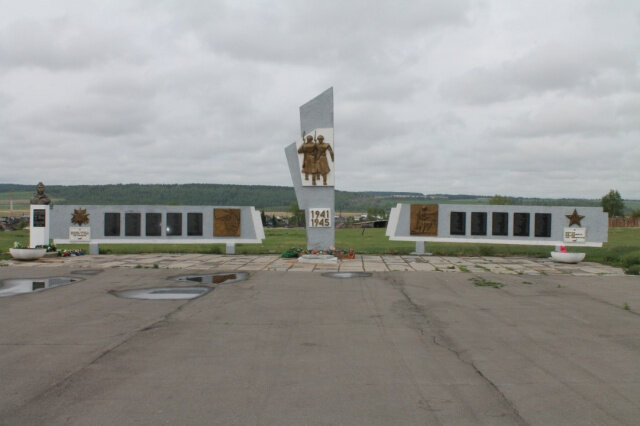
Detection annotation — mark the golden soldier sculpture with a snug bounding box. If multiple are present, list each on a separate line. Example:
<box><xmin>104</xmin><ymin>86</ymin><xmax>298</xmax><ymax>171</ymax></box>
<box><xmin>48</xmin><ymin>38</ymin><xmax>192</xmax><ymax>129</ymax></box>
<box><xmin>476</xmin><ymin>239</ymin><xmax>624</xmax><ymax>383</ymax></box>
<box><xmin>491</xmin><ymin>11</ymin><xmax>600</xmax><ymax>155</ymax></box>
<box><xmin>314</xmin><ymin>135</ymin><xmax>334</xmax><ymax>186</ymax></box>
<box><xmin>297</xmin><ymin>134</ymin><xmax>318</xmax><ymax>185</ymax></box>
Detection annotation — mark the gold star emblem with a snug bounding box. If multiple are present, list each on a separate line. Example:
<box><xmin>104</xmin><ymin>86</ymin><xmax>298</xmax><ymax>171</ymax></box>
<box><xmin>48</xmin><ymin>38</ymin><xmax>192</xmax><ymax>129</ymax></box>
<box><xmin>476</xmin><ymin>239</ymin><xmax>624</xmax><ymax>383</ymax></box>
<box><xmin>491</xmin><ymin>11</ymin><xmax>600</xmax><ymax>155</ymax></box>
<box><xmin>565</xmin><ymin>209</ymin><xmax>584</xmax><ymax>227</ymax></box>
<box><xmin>71</xmin><ymin>208</ymin><xmax>90</xmax><ymax>226</ymax></box>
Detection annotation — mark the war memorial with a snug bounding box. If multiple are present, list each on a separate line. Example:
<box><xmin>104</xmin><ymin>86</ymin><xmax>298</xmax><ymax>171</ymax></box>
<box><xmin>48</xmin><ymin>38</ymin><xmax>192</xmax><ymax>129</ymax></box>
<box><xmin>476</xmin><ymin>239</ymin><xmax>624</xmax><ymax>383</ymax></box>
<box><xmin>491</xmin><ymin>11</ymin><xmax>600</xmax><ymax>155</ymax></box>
<box><xmin>0</xmin><ymin>90</ymin><xmax>638</xmax><ymax>425</ymax></box>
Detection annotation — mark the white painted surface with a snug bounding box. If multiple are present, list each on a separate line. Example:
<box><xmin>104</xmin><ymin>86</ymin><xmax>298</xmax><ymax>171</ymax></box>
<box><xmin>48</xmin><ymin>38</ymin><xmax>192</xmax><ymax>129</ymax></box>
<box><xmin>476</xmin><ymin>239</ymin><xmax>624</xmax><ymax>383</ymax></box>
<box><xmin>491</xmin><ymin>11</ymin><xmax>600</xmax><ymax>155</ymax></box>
<box><xmin>69</xmin><ymin>226</ymin><xmax>91</xmax><ymax>242</ymax></box>
<box><xmin>9</xmin><ymin>248</ymin><xmax>47</xmax><ymax>260</ymax></box>
<box><xmin>386</xmin><ymin>203</ymin><xmax>401</xmax><ymax>238</ymax></box>
<box><xmin>550</xmin><ymin>252</ymin><xmax>586</xmax><ymax>263</ymax></box>
<box><xmin>252</xmin><ymin>208</ymin><xmax>265</xmax><ymax>240</ymax></box>
<box><xmin>298</xmin><ymin>254</ymin><xmax>338</xmax><ymax>264</ymax></box>
<box><xmin>54</xmin><ymin>238</ymin><xmax>263</xmax><ymax>244</ymax></box>
<box><xmin>29</xmin><ymin>205</ymin><xmax>50</xmax><ymax>248</ymax></box>
<box><xmin>387</xmin><ymin>204</ymin><xmax>605</xmax><ymax>247</ymax></box>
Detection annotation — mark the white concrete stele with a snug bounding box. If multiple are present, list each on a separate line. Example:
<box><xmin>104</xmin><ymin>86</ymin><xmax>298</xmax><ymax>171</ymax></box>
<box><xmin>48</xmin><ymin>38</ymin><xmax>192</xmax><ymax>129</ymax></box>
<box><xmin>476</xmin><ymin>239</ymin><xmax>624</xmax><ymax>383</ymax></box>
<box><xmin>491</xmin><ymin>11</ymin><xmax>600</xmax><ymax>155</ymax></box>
<box><xmin>29</xmin><ymin>205</ymin><xmax>50</xmax><ymax>248</ymax></box>
<box><xmin>387</xmin><ymin>203</ymin><xmax>607</xmax><ymax>247</ymax></box>
<box><xmin>52</xmin><ymin>206</ymin><xmax>265</xmax><ymax>255</ymax></box>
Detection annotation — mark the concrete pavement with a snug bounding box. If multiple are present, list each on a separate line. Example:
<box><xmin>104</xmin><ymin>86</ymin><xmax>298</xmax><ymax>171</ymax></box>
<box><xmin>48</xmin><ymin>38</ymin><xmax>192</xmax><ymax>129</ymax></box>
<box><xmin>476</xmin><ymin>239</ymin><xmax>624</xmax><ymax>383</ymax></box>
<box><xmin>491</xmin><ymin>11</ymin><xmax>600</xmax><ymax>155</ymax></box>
<box><xmin>0</xmin><ymin>265</ymin><xmax>638</xmax><ymax>425</ymax></box>
<box><xmin>1</xmin><ymin>253</ymin><xmax>626</xmax><ymax>276</ymax></box>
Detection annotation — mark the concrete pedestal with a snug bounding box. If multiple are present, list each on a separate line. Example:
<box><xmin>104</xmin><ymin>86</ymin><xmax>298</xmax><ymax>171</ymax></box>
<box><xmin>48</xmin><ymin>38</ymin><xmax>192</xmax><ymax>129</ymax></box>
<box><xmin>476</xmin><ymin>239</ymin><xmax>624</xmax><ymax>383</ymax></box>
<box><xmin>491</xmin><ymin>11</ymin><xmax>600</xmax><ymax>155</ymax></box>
<box><xmin>29</xmin><ymin>205</ymin><xmax>50</xmax><ymax>248</ymax></box>
<box><xmin>410</xmin><ymin>241</ymin><xmax>432</xmax><ymax>256</ymax></box>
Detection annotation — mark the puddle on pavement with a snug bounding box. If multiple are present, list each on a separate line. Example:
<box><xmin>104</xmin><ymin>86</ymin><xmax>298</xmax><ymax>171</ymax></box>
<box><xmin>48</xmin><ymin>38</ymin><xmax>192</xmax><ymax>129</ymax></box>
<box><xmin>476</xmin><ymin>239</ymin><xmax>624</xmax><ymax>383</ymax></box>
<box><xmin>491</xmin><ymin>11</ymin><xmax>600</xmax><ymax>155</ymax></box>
<box><xmin>0</xmin><ymin>277</ymin><xmax>83</xmax><ymax>297</ymax></box>
<box><xmin>322</xmin><ymin>272</ymin><xmax>372</xmax><ymax>279</ymax></box>
<box><xmin>111</xmin><ymin>286</ymin><xmax>212</xmax><ymax>300</ymax></box>
<box><xmin>172</xmin><ymin>272</ymin><xmax>248</xmax><ymax>285</ymax></box>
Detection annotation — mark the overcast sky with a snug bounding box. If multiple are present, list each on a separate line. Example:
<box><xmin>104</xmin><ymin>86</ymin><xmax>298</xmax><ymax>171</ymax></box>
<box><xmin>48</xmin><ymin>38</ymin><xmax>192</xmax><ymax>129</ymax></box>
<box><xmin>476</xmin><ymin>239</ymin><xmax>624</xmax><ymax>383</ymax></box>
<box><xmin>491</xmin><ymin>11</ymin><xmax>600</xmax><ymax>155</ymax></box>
<box><xmin>1</xmin><ymin>0</ymin><xmax>638</xmax><ymax>199</ymax></box>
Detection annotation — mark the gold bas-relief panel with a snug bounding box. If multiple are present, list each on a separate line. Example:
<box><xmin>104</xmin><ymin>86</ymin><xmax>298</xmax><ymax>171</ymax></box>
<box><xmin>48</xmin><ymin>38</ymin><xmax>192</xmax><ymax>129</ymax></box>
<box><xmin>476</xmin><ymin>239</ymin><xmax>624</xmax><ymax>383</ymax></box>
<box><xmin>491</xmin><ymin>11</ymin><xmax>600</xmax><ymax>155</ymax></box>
<box><xmin>71</xmin><ymin>208</ymin><xmax>90</xmax><ymax>226</ymax></box>
<box><xmin>410</xmin><ymin>204</ymin><xmax>438</xmax><ymax>236</ymax></box>
<box><xmin>213</xmin><ymin>208</ymin><xmax>241</xmax><ymax>237</ymax></box>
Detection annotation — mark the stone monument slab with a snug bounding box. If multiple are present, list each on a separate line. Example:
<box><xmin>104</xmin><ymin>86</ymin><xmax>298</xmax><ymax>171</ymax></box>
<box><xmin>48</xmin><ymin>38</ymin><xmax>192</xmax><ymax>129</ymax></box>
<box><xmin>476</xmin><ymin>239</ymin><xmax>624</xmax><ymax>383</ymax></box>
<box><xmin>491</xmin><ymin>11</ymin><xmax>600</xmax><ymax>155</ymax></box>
<box><xmin>285</xmin><ymin>88</ymin><xmax>335</xmax><ymax>251</ymax></box>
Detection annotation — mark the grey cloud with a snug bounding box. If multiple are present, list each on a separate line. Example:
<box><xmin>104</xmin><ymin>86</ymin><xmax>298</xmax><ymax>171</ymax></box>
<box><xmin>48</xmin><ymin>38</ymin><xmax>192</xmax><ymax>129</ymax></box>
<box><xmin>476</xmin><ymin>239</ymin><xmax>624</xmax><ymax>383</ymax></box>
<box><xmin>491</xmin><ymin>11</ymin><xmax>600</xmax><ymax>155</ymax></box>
<box><xmin>1</xmin><ymin>0</ymin><xmax>638</xmax><ymax>198</ymax></box>
<box><xmin>492</xmin><ymin>96</ymin><xmax>640</xmax><ymax>138</ymax></box>
<box><xmin>342</xmin><ymin>76</ymin><xmax>427</xmax><ymax>104</ymax></box>
<box><xmin>0</xmin><ymin>18</ymin><xmax>142</xmax><ymax>71</ymax></box>
<box><xmin>27</xmin><ymin>98</ymin><xmax>154</xmax><ymax>137</ymax></box>
<box><xmin>88</xmin><ymin>74</ymin><xmax>158</xmax><ymax>99</ymax></box>
<box><xmin>160</xmin><ymin>0</ymin><xmax>472</xmax><ymax>68</ymax></box>
<box><xmin>441</xmin><ymin>43</ymin><xmax>639</xmax><ymax>104</ymax></box>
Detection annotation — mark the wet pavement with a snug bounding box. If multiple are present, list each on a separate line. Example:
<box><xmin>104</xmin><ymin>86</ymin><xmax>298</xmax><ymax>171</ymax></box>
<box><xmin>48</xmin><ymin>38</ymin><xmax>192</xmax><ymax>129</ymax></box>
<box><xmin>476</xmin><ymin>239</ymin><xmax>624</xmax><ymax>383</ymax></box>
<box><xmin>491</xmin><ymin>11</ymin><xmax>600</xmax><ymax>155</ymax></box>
<box><xmin>0</xmin><ymin>268</ymin><xmax>638</xmax><ymax>425</ymax></box>
<box><xmin>1</xmin><ymin>253</ymin><xmax>626</xmax><ymax>276</ymax></box>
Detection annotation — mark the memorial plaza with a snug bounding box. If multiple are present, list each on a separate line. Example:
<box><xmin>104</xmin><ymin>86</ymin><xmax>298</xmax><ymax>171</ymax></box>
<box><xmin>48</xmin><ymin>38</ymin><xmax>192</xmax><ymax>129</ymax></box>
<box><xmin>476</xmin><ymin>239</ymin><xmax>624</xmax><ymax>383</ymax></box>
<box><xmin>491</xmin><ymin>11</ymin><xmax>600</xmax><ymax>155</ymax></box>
<box><xmin>0</xmin><ymin>252</ymin><xmax>627</xmax><ymax>276</ymax></box>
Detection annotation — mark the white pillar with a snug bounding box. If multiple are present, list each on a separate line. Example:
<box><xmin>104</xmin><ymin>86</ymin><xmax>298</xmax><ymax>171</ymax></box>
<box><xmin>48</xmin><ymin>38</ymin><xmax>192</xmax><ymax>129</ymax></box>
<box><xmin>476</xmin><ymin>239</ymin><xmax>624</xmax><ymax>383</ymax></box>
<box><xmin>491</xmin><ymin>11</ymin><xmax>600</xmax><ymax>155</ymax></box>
<box><xmin>29</xmin><ymin>205</ymin><xmax>50</xmax><ymax>248</ymax></box>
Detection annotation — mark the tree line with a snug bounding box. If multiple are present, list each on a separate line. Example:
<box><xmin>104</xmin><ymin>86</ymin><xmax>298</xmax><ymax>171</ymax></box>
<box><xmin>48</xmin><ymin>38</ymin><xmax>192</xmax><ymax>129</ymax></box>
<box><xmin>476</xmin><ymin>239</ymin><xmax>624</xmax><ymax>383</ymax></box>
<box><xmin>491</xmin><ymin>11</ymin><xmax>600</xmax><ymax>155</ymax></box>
<box><xmin>1</xmin><ymin>183</ymin><xmax>636</xmax><ymax>216</ymax></box>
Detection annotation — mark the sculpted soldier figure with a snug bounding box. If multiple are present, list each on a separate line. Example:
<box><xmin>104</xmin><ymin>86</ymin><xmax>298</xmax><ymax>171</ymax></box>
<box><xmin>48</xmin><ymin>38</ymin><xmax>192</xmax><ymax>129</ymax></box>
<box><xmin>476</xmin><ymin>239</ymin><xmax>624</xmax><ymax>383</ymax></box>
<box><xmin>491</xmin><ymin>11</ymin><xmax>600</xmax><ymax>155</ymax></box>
<box><xmin>30</xmin><ymin>182</ymin><xmax>51</xmax><ymax>205</ymax></box>
<box><xmin>298</xmin><ymin>134</ymin><xmax>318</xmax><ymax>185</ymax></box>
<box><xmin>314</xmin><ymin>135</ymin><xmax>334</xmax><ymax>186</ymax></box>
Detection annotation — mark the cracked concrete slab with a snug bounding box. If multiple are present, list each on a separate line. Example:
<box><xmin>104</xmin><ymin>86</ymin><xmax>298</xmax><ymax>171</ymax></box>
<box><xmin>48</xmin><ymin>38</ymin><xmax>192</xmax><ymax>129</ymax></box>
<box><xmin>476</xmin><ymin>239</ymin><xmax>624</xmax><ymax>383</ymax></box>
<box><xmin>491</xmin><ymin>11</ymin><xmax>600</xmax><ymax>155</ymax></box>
<box><xmin>1</xmin><ymin>253</ymin><xmax>627</xmax><ymax>277</ymax></box>
<box><xmin>0</xmin><ymin>267</ymin><xmax>638</xmax><ymax>424</ymax></box>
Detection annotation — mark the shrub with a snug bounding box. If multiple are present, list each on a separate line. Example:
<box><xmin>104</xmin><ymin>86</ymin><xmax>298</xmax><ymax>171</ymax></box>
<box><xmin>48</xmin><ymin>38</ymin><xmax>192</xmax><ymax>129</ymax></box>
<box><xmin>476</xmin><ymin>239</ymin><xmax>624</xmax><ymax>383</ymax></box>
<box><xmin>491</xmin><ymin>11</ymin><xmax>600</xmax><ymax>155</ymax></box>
<box><xmin>626</xmin><ymin>264</ymin><xmax>640</xmax><ymax>275</ymax></box>
<box><xmin>478</xmin><ymin>245</ymin><xmax>495</xmax><ymax>256</ymax></box>
<box><xmin>621</xmin><ymin>252</ymin><xmax>640</xmax><ymax>268</ymax></box>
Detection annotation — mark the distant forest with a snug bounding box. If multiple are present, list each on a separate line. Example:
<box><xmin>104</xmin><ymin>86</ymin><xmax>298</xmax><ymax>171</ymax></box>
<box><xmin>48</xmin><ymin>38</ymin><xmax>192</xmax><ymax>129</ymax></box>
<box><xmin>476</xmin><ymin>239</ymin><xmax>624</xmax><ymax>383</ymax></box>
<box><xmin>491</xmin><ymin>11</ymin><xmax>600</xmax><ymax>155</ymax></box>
<box><xmin>0</xmin><ymin>183</ymin><xmax>605</xmax><ymax>212</ymax></box>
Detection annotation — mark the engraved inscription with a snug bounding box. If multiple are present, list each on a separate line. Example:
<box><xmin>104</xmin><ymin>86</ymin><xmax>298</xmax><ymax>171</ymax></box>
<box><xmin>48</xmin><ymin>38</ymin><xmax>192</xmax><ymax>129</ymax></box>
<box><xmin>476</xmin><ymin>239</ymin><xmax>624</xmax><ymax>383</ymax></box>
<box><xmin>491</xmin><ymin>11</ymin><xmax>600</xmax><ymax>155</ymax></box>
<box><xmin>69</xmin><ymin>227</ymin><xmax>91</xmax><ymax>242</ymax></box>
<box><xmin>309</xmin><ymin>208</ymin><xmax>331</xmax><ymax>228</ymax></box>
<box><xmin>564</xmin><ymin>227</ymin><xmax>587</xmax><ymax>243</ymax></box>
<box><xmin>33</xmin><ymin>209</ymin><xmax>46</xmax><ymax>228</ymax></box>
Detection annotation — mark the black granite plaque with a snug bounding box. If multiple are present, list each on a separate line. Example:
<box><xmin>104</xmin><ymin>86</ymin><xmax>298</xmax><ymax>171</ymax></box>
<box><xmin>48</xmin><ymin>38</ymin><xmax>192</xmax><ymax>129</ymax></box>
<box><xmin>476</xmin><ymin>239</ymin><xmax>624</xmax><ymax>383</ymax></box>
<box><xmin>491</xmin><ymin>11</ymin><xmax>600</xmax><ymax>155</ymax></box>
<box><xmin>513</xmin><ymin>213</ymin><xmax>530</xmax><ymax>236</ymax></box>
<box><xmin>32</xmin><ymin>209</ymin><xmax>46</xmax><ymax>227</ymax></box>
<box><xmin>534</xmin><ymin>213</ymin><xmax>552</xmax><ymax>237</ymax></box>
<box><xmin>166</xmin><ymin>213</ymin><xmax>182</xmax><ymax>236</ymax></box>
<box><xmin>146</xmin><ymin>213</ymin><xmax>162</xmax><ymax>236</ymax></box>
<box><xmin>450</xmin><ymin>212</ymin><xmax>466</xmax><ymax>235</ymax></box>
<box><xmin>471</xmin><ymin>212</ymin><xmax>487</xmax><ymax>236</ymax></box>
<box><xmin>104</xmin><ymin>213</ymin><xmax>120</xmax><ymax>236</ymax></box>
<box><xmin>187</xmin><ymin>213</ymin><xmax>203</xmax><ymax>236</ymax></box>
<box><xmin>125</xmin><ymin>213</ymin><xmax>141</xmax><ymax>236</ymax></box>
<box><xmin>492</xmin><ymin>212</ymin><xmax>508</xmax><ymax>236</ymax></box>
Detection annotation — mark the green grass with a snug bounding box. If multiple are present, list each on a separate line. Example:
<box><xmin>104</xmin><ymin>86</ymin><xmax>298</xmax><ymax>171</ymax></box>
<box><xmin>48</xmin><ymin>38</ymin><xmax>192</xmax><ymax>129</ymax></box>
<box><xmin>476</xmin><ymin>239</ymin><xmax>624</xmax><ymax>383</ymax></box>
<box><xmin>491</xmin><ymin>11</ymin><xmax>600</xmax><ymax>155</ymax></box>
<box><xmin>0</xmin><ymin>191</ymin><xmax>31</xmax><ymax>200</ymax></box>
<box><xmin>2</xmin><ymin>228</ymin><xmax>640</xmax><ymax>273</ymax></box>
<box><xmin>471</xmin><ymin>277</ymin><xmax>504</xmax><ymax>288</ymax></box>
<box><xmin>0</xmin><ymin>230</ymin><xmax>28</xmax><ymax>259</ymax></box>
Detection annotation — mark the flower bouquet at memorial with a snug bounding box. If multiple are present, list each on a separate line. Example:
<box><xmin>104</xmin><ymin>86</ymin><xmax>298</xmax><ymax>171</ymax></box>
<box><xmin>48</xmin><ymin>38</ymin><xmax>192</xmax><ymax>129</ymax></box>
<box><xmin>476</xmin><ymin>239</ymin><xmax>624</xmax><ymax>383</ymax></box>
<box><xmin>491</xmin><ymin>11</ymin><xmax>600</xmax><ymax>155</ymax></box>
<box><xmin>281</xmin><ymin>247</ymin><xmax>355</xmax><ymax>260</ymax></box>
<box><xmin>326</xmin><ymin>248</ymin><xmax>356</xmax><ymax>260</ymax></box>
<box><xmin>60</xmin><ymin>249</ymin><xmax>86</xmax><ymax>257</ymax></box>
<box><xmin>35</xmin><ymin>243</ymin><xmax>57</xmax><ymax>253</ymax></box>
<box><xmin>281</xmin><ymin>247</ymin><xmax>303</xmax><ymax>258</ymax></box>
